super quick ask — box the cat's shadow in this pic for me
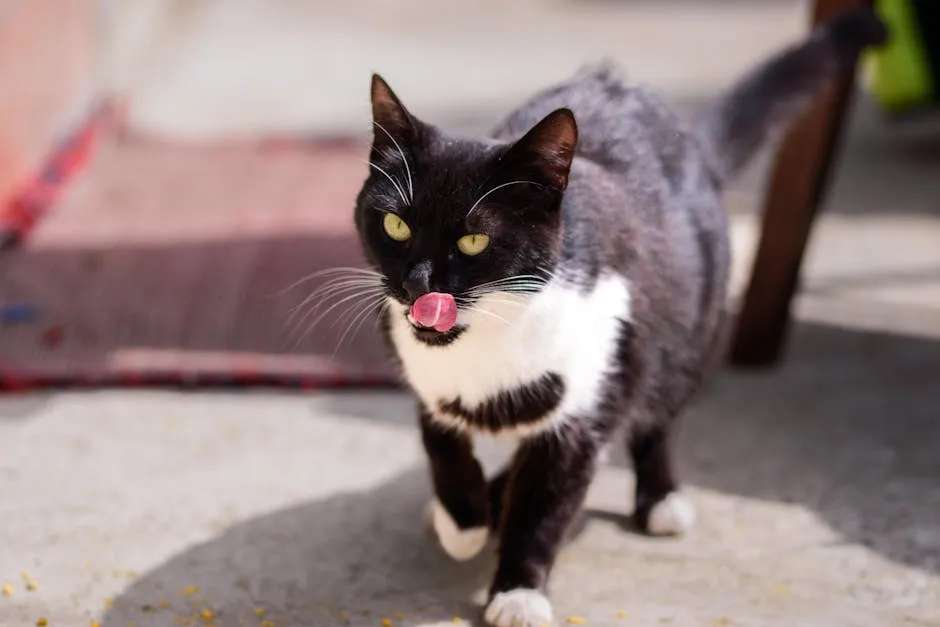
[99,468,495,627]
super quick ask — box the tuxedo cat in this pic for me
[352,10,885,626]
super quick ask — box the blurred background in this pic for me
[1,0,938,387]
[0,1,938,626]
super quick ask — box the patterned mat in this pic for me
[0,117,399,391]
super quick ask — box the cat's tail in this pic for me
[695,8,888,183]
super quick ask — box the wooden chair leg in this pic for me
[728,0,873,368]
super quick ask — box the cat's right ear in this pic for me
[371,74,416,145]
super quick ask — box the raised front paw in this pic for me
[484,588,553,627]
[425,498,489,561]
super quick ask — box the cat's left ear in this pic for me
[503,108,578,192]
[371,74,416,146]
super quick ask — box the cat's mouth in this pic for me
[405,305,467,346]
[407,317,467,345]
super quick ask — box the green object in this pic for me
[867,0,936,113]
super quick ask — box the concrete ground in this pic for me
[3,0,940,626]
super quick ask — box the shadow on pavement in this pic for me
[100,468,495,627]
[621,317,939,575]
[94,315,940,627]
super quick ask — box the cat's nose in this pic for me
[403,261,432,301]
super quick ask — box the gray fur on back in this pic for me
[492,62,730,417]
[487,6,887,416]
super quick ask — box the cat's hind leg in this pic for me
[627,422,696,536]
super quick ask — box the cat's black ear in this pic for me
[371,74,416,144]
[503,108,578,192]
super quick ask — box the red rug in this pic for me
[0,116,399,391]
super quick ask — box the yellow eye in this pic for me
[457,233,490,256]
[382,213,411,242]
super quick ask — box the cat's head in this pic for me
[354,74,578,345]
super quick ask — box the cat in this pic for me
[351,9,886,627]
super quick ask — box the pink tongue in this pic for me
[410,292,458,332]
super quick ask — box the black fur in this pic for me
[420,409,490,530]
[438,372,565,433]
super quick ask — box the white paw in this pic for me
[647,491,697,536]
[485,588,553,627]
[427,499,488,561]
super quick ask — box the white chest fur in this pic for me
[388,274,632,437]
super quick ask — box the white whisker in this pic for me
[466,180,543,218]
[331,290,386,330]
[464,274,548,291]
[289,287,385,345]
[373,121,414,201]
[467,285,546,297]
[367,161,408,206]
[272,266,381,297]
[463,305,511,326]
[285,280,382,328]
[333,295,389,356]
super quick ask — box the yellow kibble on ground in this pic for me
[380,619,393,627]
[394,612,406,620]
[2,584,13,596]
[566,617,587,624]
[200,610,214,620]
[160,601,171,609]
[91,621,101,627]
[617,610,628,619]
[452,617,463,624]
[104,599,114,608]
[37,618,48,627]
[181,586,200,597]
[26,581,38,591]
[254,607,266,616]
[260,621,276,627]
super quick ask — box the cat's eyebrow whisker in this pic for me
[373,121,414,202]
[466,180,543,218]
[367,160,409,206]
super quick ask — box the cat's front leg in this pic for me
[420,408,490,561]
[484,425,600,627]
